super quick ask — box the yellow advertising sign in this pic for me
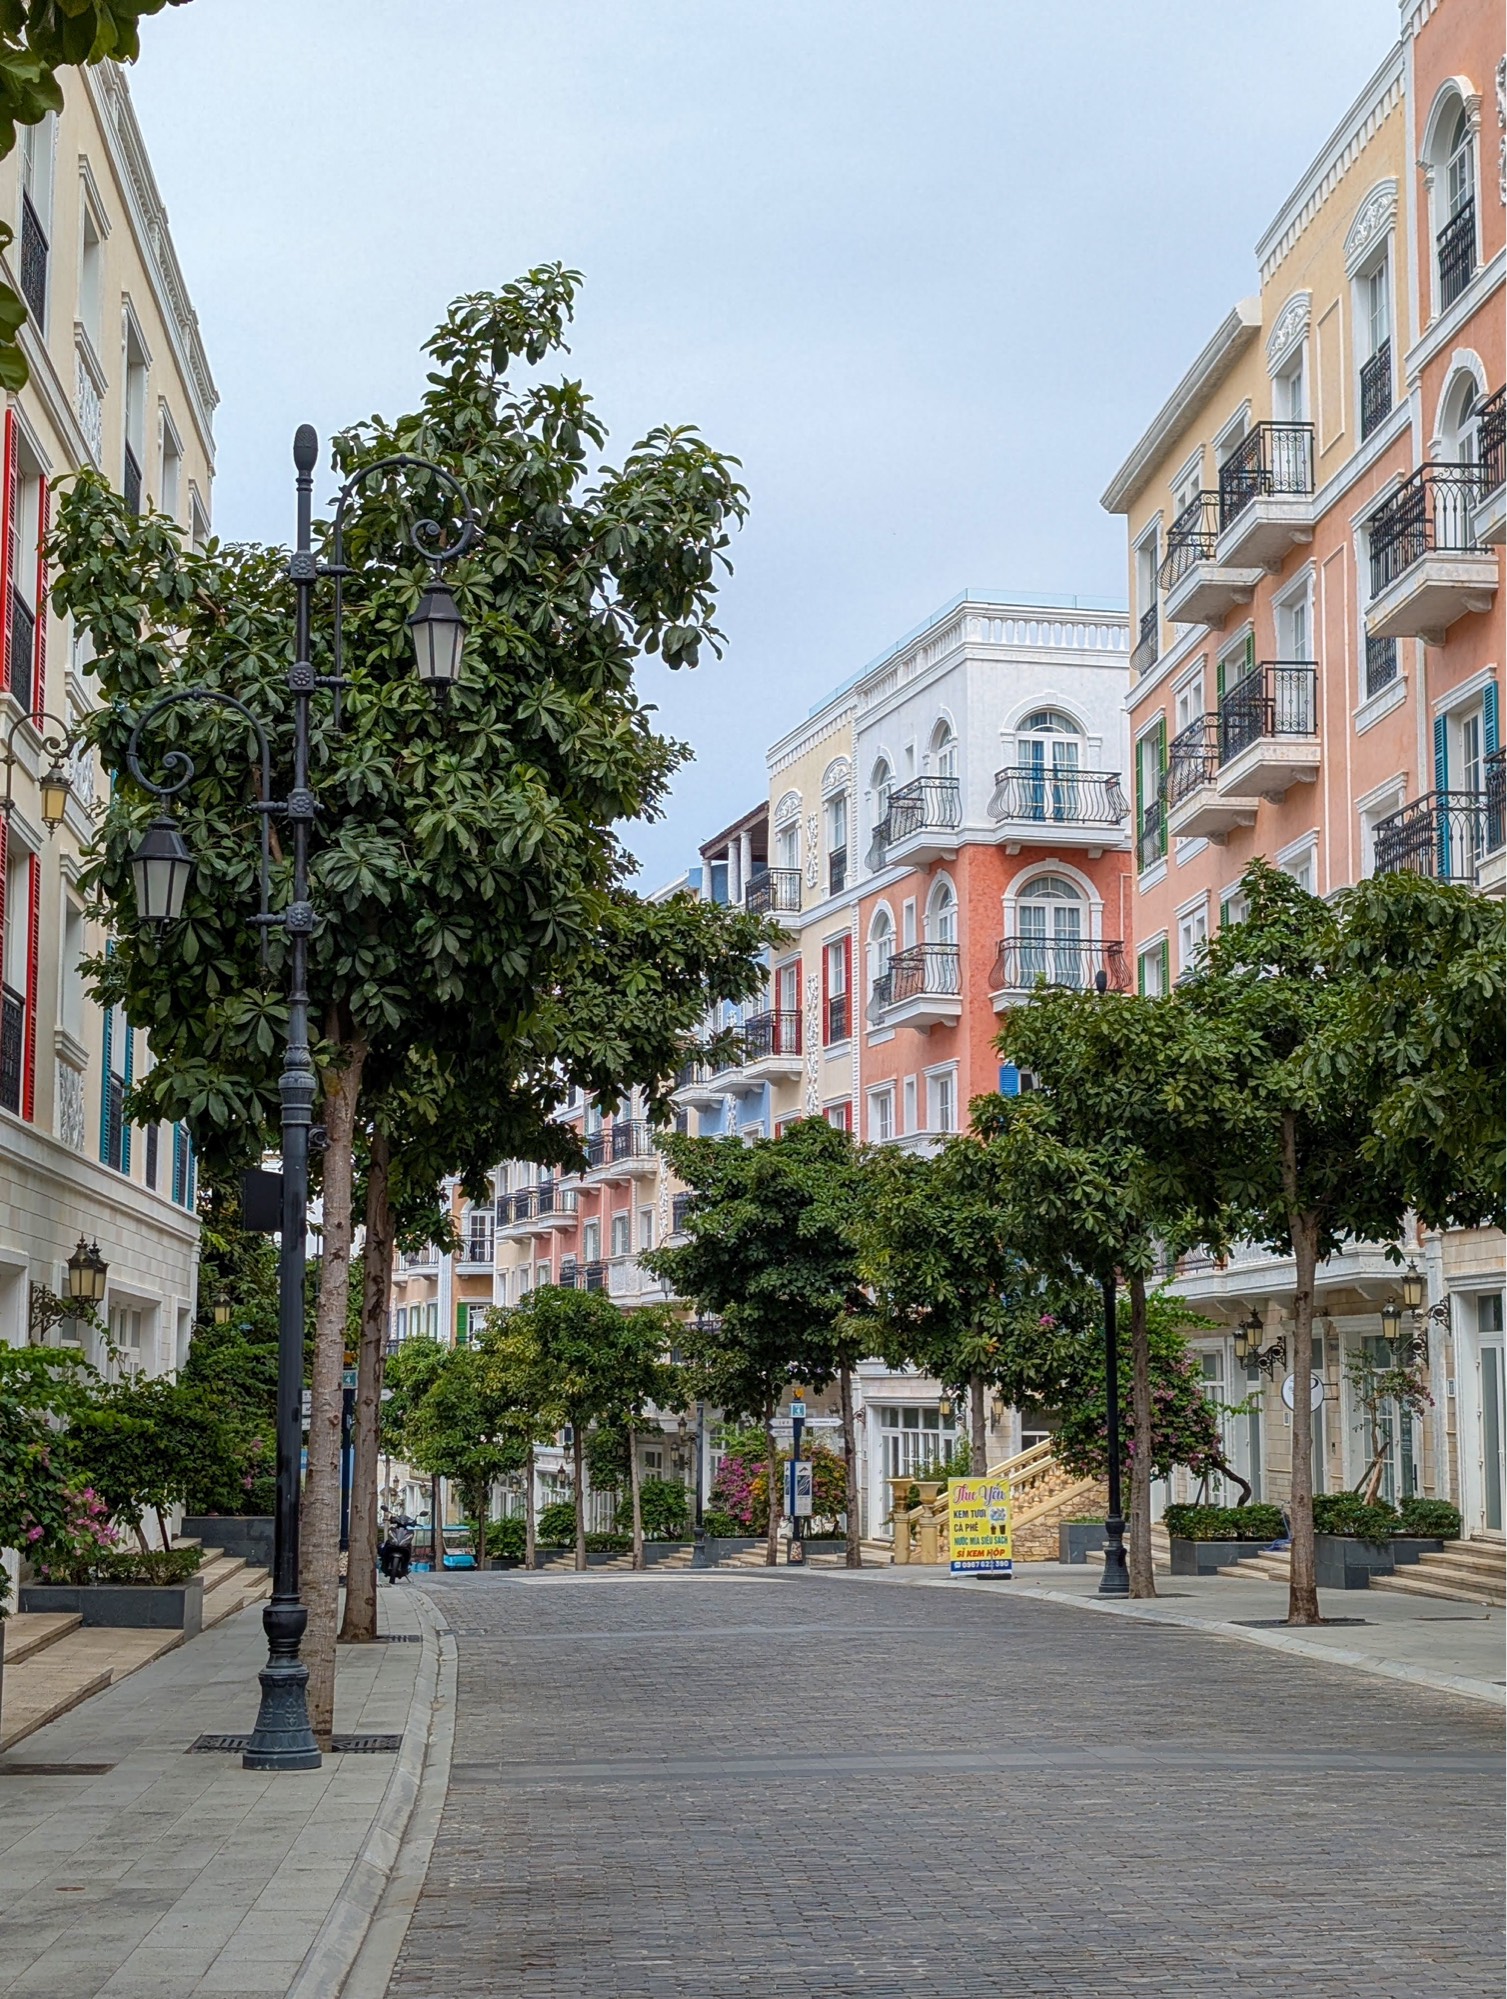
[948,1476,1013,1575]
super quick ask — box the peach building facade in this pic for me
[1104,0,1504,1529]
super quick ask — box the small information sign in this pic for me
[784,1459,814,1518]
[947,1475,1012,1576]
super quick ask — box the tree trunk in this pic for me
[524,1444,537,1569]
[968,1372,987,1475]
[340,1130,393,1644]
[629,1423,645,1571]
[1127,1272,1156,1599]
[470,1479,488,1570]
[1282,1110,1322,1626]
[154,1504,171,1553]
[300,1036,367,1749]
[430,1473,442,1567]
[839,1362,862,1568]
[763,1396,780,1566]
[572,1423,587,1572]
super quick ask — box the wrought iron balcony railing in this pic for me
[991,936,1129,994]
[1373,790,1485,883]
[1368,463,1488,596]
[507,1187,535,1224]
[581,1260,607,1292]
[671,1192,696,1233]
[1131,604,1159,676]
[1437,198,1476,311]
[557,1260,579,1289]
[535,1181,579,1219]
[1218,422,1314,528]
[827,845,847,897]
[1158,491,1219,592]
[742,1008,801,1060]
[1164,717,1219,807]
[823,990,849,1044]
[1219,662,1317,764]
[0,982,23,1116]
[606,1119,655,1164]
[1485,748,1505,858]
[870,942,960,1013]
[8,592,34,717]
[1479,385,1505,494]
[744,866,801,916]
[1137,798,1166,871]
[1359,340,1393,441]
[1365,634,1398,700]
[989,765,1128,826]
[18,192,47,324]
[868,776,961,866]
[674,1055,711,1091]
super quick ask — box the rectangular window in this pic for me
[824,1100,852,1132]
[159,412,182,522]
[1136,939,1169,998]
[826,793,848,896]
[1134,721,1167,870]
[823,936,851,1044]
[638,1205,655,1251]
[1173,669,1204,736]
[534,1263,550,1289]
[868,1086,895,1144]
[426,1301,438,1338]
[582,1218,601,1262]
[610,1211,630,1258]
[902,1074,918,1133]
[927,1068,956,1134]
[1176,901,1208,977]
[395,1307,408,1339]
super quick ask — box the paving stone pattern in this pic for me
[389,1572,1504,1998]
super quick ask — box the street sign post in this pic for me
[786,1396,808,1564]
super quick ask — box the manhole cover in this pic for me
[187,1732,401,1755]
[1234,1617,1370,1628]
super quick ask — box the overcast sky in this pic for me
[131,0,1398,886]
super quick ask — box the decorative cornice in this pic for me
[1266,291,1311,374]
[1343,179,1398,275]
[1256,48,1405,285]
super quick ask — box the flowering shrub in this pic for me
[37,1546,201,1588]
[711,1447,848,1532]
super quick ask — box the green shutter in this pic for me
[1483,681,1499,755]
[1155,718,1168,853]
[1136,950,1146,996]
[1159,940,1170,994]
[120,1026,133,1174]
[99,1003,112,1161]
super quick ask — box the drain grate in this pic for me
[0,1762,115,1776]
[372,1633,421,1643]
[187,1732,401,1755]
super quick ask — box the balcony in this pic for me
[744,867,801,919]
[0,982,23,1115]
[607,1255,672,1305]
[1474,386,1504,547]
[1359,341,1392,442]
[18,191,47,325]
[740,1007,802,1081]
[1164,717,1258,844]
[1373,790,1486,885]
[867,777,961,871]
[1366,464,1496,643]
[1479,749,1506,899]
[1437,198,1476,312]
[670,1055,722,1112]
[988,765,1128,853]
[868,942,961,1032]
[586,1119,658,1182]
[1130,605,1159,677]
[989,936,1129,1006]
[1216,422,1315,568]
[534,1181,580,1229]
[1160,491,1261,626]
[497,1187,538,1238]
[1216,661,1319,799]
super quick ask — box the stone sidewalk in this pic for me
[863,1557,1506,1703]
[0,1584,451,1999]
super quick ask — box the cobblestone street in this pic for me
[387,1572,1504,1998]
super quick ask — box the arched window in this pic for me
[1016,873,1086,987]
[925,876,957,947]
[1439,369,1484,466]
[1017,709,1084,820]
[872,757,892,826]
[867,905,894,1001]
[1445,104,1474,220]
[1428,95,1477,310]
[930,720,957,783]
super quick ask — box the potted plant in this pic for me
[21,1544,206,1632]
[1309,1493,1453,1588]
[1164,1502,1287,1574]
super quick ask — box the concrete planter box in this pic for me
[1312,1533,1444,1589]
[181,1515,273,1570]
[1059,1523,1108,1564]
[1169,1536,1274,1576]
[20,1578,204,1636]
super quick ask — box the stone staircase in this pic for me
[180,1541,274,1627]
[1370,1536,1506,1608]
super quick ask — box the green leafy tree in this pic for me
[648,1119,867,1566]
[52,269,757,1736]
[1176,861,1504,1624]
[401,1344,526,1571]
[985,985,1222,1598]
[0,1345,101,1611]
[68,1375,231,1551]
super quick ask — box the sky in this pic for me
[130,0,1400,887]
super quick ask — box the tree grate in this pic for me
[1233,1617,1370,1628]
[187,1732,402,1754]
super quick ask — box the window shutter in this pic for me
[1159,939,1169,994]
[843,934,852,1003]
[21,850,39,1120]
[1432,713,1449,791]
[1136,953,1145,996]
[1155,719,1168,840]
[1483,681,1499,756]
[99,1003,113,1162]
[1133,736,1145,858]
[0,410,14,698]
[121,1021,133,1172]
[31,476,47,713]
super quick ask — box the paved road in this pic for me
[389,1571,1503,1998]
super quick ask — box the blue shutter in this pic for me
[1483,681,1499,756]
[1433,714,1451,876]
[120,1025,133,1174]
[99,1004,113,1163]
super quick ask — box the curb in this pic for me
[286,1590,454,1999]
[955,1575,1507,1708]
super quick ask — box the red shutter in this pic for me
[21,848,38,1119]
[31,475,47,714]
[0,409,14,699]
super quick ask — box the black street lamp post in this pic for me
[122,427,475,1771]
[1097,1272,1130,1596]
